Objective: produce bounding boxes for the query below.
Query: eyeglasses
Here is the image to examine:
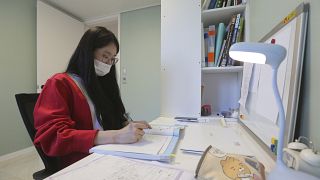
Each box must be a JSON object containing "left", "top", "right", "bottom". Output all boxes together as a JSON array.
[{"left": 103, "top": 57, "right": 119, "bottom": 65}]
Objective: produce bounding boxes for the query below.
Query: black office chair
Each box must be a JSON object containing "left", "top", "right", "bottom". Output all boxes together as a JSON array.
[{"left": 15, "top": 93, "right": 60, "bottom": 180}]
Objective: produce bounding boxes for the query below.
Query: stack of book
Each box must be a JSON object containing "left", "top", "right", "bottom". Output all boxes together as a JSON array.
[
  {"left": 203, "top": 13, "right": 244, "bottom": 67},
  {"left": 202, "top": 0, "right": 245, "bottom": 10}
]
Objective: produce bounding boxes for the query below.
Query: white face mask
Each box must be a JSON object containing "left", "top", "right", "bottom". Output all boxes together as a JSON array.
[{"left": 94, "top": 59, "right": 112, "bottom": 76}]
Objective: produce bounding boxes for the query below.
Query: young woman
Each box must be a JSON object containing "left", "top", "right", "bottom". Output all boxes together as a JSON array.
[{"left": 34, "top": 26, "right": 150, "bottom": 169}]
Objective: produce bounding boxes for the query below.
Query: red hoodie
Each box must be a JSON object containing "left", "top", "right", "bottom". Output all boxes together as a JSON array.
[{"left": 34, "top": 73, "right": 98, "bottom": 168}]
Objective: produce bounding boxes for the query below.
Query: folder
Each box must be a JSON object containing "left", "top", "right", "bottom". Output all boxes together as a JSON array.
[{"left": 89, "top": 125, "right": 181, "bottom": 162}]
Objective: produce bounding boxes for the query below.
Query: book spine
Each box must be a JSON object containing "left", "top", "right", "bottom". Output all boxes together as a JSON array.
[
  {"left": 231, "top": 14, "right": 241, "bottom": 45},
  {"left": 202, "top": 0, "right": 211, "bottom": 10},
  {"left": 216, "top": 39, "right": 226, "bottom": 67},
  {"left": 218, "top": 24, "right": 229, "bottom": 67},
  {"left": 207, "top": 25, "right": 216, "bottom": 67},
  {"left": 201, "top": 23, "right": 206, "bottom": 68},
  {"left": 204, "top": 32, "right": 209, "bottom": 67},
  {"left": 208, "top": 0, "right": 217, "bottom": 9},
  {"left": 236, "top": 16, "right": 244, "bottom": 42},
  {"left": 223, "top": 0, "right": 228, "bottom": 7},
  {"left": 201, "top": 0, "right": 207, "bottom": 9},
  {"left": 226, "top": 0, "right": 232, "bottom": 7},
  {"left": 215, "top": 23, "right": 226, "bottom": 65},
  {"left": 229, "top": 13, "right": 241, "bottom": 66},
  {"left": 215, "top": 0, "right": 223, "bottom": 8},
  {"left": 221, "top": 15, "right": 236, "bottom": 66}
]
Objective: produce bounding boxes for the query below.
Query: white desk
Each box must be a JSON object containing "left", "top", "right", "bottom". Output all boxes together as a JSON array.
[{"left": 46, "top": 118, "right": 275, "bottom": 179}]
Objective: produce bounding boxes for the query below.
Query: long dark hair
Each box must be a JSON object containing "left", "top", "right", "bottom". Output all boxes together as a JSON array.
[{"left": 66, "top": 26, "right": 126, "bottom": 130}]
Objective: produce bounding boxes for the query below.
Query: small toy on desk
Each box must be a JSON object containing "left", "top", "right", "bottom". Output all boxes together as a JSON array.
[
  {"left": 201, "top": 104, "right": 211, "bottom": 116},
  {"left": 219, "top": 116, "right": 226, "bottom": 127},
  {"left": 221, "top": 110, "right": 232, "bottom": 118},
  {"left": 220, "top": 108, "right": 239, "bottom": 118},
  {"left": 239, "top": 114, "right": 245, "bottom": 120},
  {"left": 270, "top": 137, "right": 278, "bottom": 155}
]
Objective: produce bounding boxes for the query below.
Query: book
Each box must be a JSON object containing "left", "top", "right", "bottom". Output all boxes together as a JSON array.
[
  {"left": 208, "top": 0, "right": 217, "bottom": 9},
  {"left": 216, "top": 39, "right": 226, "bottom": 67},
  {"left": 231, "top": 14, "right": 241, "bottom": 45},
  {"left": 204, "top": 31, "right": 209, "bottom": 67},
  {"left": 202, "top": 0, "right": 211, "bottom": 10},
  {"left": 207, "top": 25, "right": 216, "bottom": 67},
  {"left": 215, "top": 23, "right": 226, "bottom": 65},
  {"left": 89, "top": 125, "right": 181, "bottom": 162},
  {"left": 229, "top": 13, "right": 242, "bottom": 66},
  {"left": 226, "top": 0, "right": 232, "bottom": 7},
  {"left": 221, "top": 15, "right": 236, "bottom": 66},
  {"left": 218, "top": 20, "right": 231, "bottom": 67},
  {"left": 201, "top": 23, "right": 206, "bottom": 67},
  {"left": 215, "top": 0, "right": 224, "bottom": 8},
  {"left": 236, "top": 16, "right": 244, "bottom": 42},
  {"left": 179, "top": 124, "right": 254, "bottom": 156}
]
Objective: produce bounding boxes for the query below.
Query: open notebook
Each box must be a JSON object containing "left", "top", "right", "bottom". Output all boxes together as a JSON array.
[
  {"left": 47, "top": 154, "right": 194, "bottom": 180},
  {"left": 89, "top": 125, "right": 181, "bottom": 162},
  {"left": 180, "top": 124, "right": 254, "bottom": 156}
]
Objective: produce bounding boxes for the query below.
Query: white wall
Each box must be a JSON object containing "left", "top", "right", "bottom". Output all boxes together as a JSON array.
[
  {"left": 37, "top": 1, "right": 84, "bottom": 91},
  {"left": 0, "top": 0, "right": 36, "bottom": 156}
]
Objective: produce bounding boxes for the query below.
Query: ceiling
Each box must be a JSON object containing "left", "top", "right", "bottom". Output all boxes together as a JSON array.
[{"left": 41, "top": 0, "right": 161, "bottom": 23}]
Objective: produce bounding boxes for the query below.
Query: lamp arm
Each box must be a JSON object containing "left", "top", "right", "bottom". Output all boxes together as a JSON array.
[{"left": 271, "top": 68, "right": 286, "bottom": 166}]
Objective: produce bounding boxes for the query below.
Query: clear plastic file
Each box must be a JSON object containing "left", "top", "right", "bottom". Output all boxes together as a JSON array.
[{"left": 89, "top": 125, "right": 181, "bottom": 162}]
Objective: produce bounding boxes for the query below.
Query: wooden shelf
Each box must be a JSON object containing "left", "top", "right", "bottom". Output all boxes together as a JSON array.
[
  {"left": 202, "top": 66, "right": 243, "bottom": 73},
  {"left": 202, "top": 5, "right": 246, "bottom": 27}
]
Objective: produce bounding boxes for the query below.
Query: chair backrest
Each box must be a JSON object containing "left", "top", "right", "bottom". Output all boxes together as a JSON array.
[{"left": 15, "top": 93, "right": 59, "bottom": 173}]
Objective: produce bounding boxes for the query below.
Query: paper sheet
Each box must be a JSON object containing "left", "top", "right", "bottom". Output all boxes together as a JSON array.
[
  {"left": 144, "top": 125, "right": 179, "bottom": 136},
  {"left": 150, "top": 116, "right": 176, "bottom": 126},
  {"left": 180, "top": 124, "right": 254, "bottom": 156},
  {"left": 48, "top": 155, "right": 193, "bottom": 180},
  {"left": 255, "top": 21, "right": 292, "bottom": 124},
  {"left": 238, "top": 63, "right": 253, "bottom": 108},
  {"left": 250, "top": 65, "right": 261, "bottom": 93},
  {"left": 91, "top": 134, "right": 172, "bottom": 155}
]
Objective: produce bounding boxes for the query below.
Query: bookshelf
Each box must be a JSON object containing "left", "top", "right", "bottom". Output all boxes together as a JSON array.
[
  {"left": 160, "top": 0, "right": 249, "bottom": 117},
  {"left": 202, "top": 66, "right": 243, "bottom": 73},
  {"left": 201, "top": 2, "right": 249, "bottom": 115},
  {"left": 202, "top": 4, "right": 246, "bottom": 27}
]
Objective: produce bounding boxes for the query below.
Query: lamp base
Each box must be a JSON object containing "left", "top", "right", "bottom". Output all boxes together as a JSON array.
[{"left": 268, "top": 164, "right": 319, "bottom": 180}]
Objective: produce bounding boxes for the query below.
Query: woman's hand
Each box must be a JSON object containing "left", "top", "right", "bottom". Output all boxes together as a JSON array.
[
  {"left": 94, "top": 121, "right": 151, "bottom": 145},
  {"left": 130, "top": 121, "right": 152, "bottom": 129},
  {"left": 114, "top": 122, "right": 150, "bottom": 143}
]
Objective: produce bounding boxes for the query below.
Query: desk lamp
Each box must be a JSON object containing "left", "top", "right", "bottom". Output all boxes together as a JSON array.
[{"left": 229, "top": 42, "right": 319, "bottom": 180}]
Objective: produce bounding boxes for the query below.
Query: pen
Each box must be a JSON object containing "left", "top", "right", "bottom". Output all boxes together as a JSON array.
[
  {"left": 124, "top": 113, "right": 152, "bottom": 129},
  {"left": 124, "top": 112, "right": 133, "bottom": 122},
  {"left": 174, "top": 117, "right": 198, "bottom": 120},
  {"left": 174, "top": 116, "right": 199, "bottom": 122}
]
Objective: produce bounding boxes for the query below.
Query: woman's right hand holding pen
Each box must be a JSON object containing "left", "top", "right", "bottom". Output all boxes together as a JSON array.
[
  {"left": 94, "top": 121, "right": 151, "bottom": 145},
  {"left": 114, "top": 122, "right": 150, "bottom": 143}
]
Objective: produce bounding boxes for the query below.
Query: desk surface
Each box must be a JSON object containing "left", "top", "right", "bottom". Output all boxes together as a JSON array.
[{"left": 46, "top": 118, "right": 275, "bottom": 179}]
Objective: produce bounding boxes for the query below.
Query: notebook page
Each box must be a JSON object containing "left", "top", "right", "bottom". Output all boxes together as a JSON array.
[
  {"left": 91, "top": 134, "right": 172, "bottom": 155},
  {"left": 180, "top": 124, "right": 254, "bottom": 156},
  {"left": 144, "top": 125, "right": 179, "bottom": 136},
  {"left": 48, "top": 155, "right": 193, "bottom": 180}
]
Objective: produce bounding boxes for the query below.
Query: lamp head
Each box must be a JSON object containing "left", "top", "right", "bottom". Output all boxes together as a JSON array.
[{"left": 229, "top": 42, "right": 287, "bottom": 69}]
